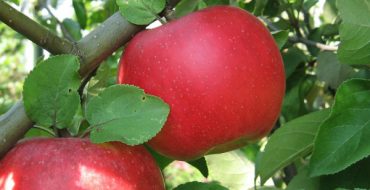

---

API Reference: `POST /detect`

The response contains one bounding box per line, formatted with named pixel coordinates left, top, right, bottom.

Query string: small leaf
left=174, top=182, right=228, bottom=190
left=206, top=150, right=253, bottom=190
left=23, top=55, right=81, bottom=130
left=86, top=85, right=170, bottom=145
left=72, top=0, right=87, bottom=29
left=309, top=79, right=370, bottom=176
left=62, top=18, right=82, bottom=41
left=257, top=109, right=330, bottom=184
left=271, top=30, right=289, bottom=49
left=187, top=157, right=208, bottom=177
left=173, top=0, right=201, bottom=18
left=316, top=51, right=354, bottom=88
left=337, top=0, right=370, bottom=65
left=116, top=0, right=166, bottom=25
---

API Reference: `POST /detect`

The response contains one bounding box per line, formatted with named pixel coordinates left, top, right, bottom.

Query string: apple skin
left=0, top=138, right=165, bottom=190
left=118, top=6, right=285, bottom=160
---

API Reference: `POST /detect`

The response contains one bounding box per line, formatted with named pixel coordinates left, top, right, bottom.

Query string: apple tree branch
left=0, top=0, right=180, bottom=158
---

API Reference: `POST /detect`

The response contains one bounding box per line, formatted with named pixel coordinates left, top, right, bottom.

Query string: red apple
left=0, top=138, right=165, bottom=190
left=118, top=6, right=285, bottom=160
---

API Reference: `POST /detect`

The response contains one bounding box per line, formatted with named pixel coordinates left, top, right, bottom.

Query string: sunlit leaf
left=310, top=79, right=370, bottom=176
left=23, top=55, right=81, bottom=132
left=86, top=85, right=169, bottom=145
left=257, top=110, right=330, bottom=184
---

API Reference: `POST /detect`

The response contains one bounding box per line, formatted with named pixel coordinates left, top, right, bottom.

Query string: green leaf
left=86, top=85, right=170, bottom=145
left=289, top=157, right=370, bottom=190
left=303, top=0, right=318, bottom=10
left=88, top=53, right=120, bottom=93
left=257, top=187, right=282, bottom=190
left=287, top=166, right=321, bottom=190
left=337, top=0, right=370, bottom=65
left=253, top=0, right=268, bottom=16
left=24, top=128, right=55, bottom=138
left=203, top=0, right=228, bottom=6
left=72, top=0, right=87, bottom=29
left=323, top=0, right=338, bottom=24
left=263, top=0, right=281, bottom=17
left=104, top=0, right=119, bottom=17
left=50, top=0, right=58, bottom=8
left=5, top=0, right=20, bottom=5
left=67, top=105, right=83, bottom=136
left=206, top=150, right=253, bottom=190
left=197, top=1, right=207, bottom=9
left=271, top=30, right=289, bottom=49
left=309, top=79, right=370, bottom=176
left=62, top=18, right=82, bottom=41
left=173, top=0, right=201, bottom=18
left=282, top=70, right=313, bottom=121
left=316, top=51, right=354, bottom=88
left=174, top=182, right=228, bottom=190
left=187, top=157, right=208, bottom=178
left=23, top=55, right=81, bottom=130
left=282, top=47, right=307, bottom=79
left=257, top=110, right=330, bottom=184
left=240, top=143, right=260, bottom=162
left=146, top=146, right=173, bottom=170
left=116, top=0, right=166, bottom=25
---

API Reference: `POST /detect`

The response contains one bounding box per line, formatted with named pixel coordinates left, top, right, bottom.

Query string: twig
left=286, top=5, right=303, bottom=38
left=43, top=5, right=74, bottom=41
left=289, top=36, right=338, bottom=51
left=260, top=16, right=338, bottom=51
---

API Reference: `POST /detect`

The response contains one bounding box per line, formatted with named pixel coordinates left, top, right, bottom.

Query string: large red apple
left=118, top=6, right=285, bottom=160
left=0, top=138, right=164, bottom=190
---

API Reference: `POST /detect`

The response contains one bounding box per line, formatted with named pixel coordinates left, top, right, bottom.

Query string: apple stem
left=33, top=125, right=56, bottom=137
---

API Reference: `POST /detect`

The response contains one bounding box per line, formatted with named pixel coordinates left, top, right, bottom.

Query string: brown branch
left=0, top=0, right=179, bottom=158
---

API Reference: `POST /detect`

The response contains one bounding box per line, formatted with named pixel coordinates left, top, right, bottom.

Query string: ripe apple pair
left=0, top=5, right=284, bottom=190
